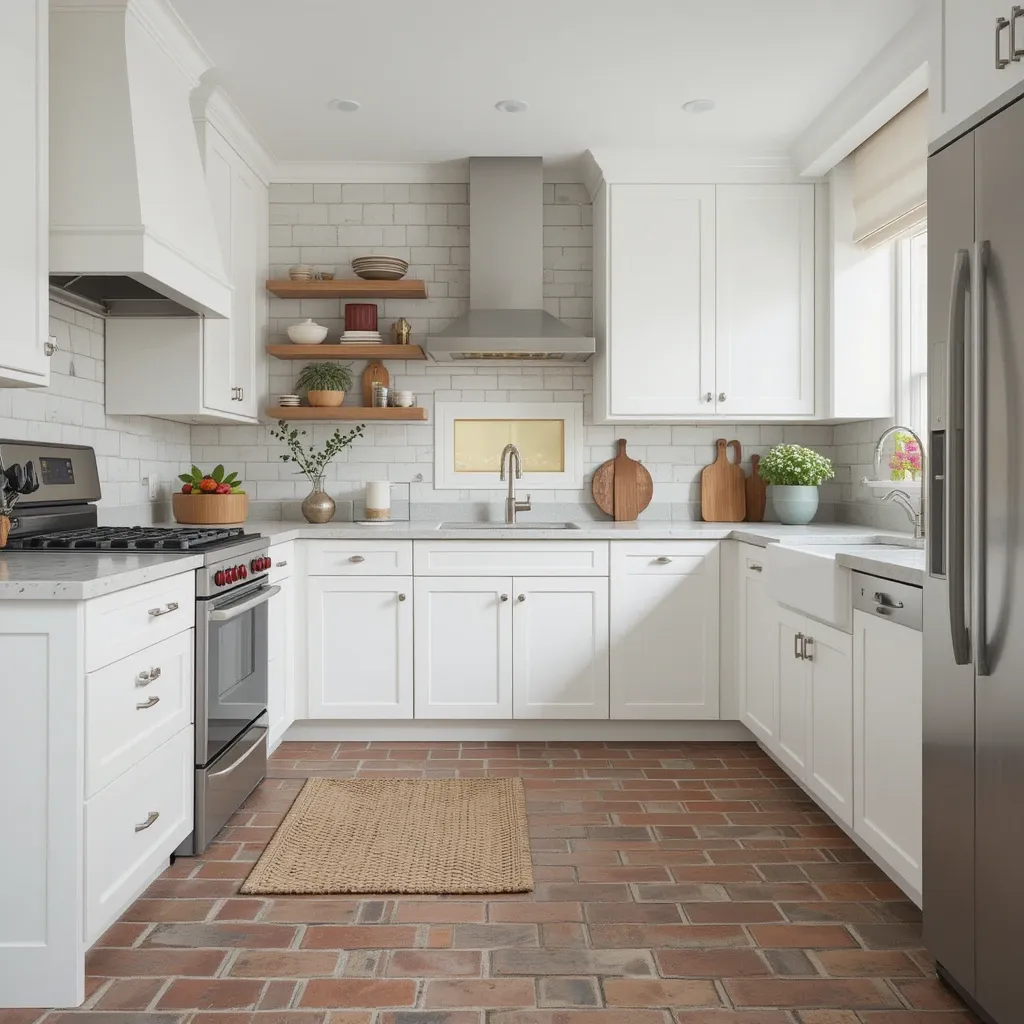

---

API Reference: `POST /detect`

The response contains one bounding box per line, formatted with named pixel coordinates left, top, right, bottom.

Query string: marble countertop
left=0, top=520, right=923, bottom=599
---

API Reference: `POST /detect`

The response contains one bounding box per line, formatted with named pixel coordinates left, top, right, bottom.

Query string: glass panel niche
left=453, top=419, right=565, bottom=473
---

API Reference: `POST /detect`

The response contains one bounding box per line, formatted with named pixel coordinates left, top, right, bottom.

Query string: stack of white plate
left=340, top=330, right=383, bottom=344
left=278, top=394, right=300, bottom=407
left=351, top=255, right=409, bottom=281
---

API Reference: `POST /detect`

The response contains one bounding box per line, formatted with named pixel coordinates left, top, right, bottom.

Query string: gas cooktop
left=5, top=525, right=250, bottom=551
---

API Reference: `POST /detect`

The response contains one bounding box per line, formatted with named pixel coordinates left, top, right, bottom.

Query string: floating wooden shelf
left=266, top=279, right=427, bottom=299
left=265, top=405, right=428, bottom=421
left=267, top=344, right=427, bottom=361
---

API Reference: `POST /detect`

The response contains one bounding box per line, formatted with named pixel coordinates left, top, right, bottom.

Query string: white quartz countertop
left=0, top=551, right=203, bottom=600
left=0, top=520, right=923, bottom=599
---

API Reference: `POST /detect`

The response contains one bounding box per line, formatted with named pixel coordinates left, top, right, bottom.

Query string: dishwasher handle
left=852, top=572, right=923, bottom=631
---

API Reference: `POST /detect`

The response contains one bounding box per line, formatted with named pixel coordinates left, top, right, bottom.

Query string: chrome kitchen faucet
left=499, top=444, right=532, bottom=525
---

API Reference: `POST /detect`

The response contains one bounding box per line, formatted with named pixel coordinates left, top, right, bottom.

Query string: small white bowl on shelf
left=287, top=319, right=328, bottom=344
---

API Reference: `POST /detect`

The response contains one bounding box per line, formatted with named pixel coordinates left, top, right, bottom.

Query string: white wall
left=0, top=300, right=191, bottom=524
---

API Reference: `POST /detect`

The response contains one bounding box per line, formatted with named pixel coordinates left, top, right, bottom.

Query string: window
left=896, top=227, right=927, bottom=441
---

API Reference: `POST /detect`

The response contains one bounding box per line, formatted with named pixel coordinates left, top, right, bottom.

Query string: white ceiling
left=172, top=0, right=923, bottom=165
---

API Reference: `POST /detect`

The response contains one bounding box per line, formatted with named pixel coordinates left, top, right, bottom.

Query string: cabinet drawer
left=268, top=541, right=295, bottom=582
left=611, top=540, right=720, bottom=576
left=414, top=540, right=609, bottom=577
left=85, top=630, right=194, bottom=798
left=85, top=572, right=195, bottom=672
left=84, top=728, right=193, bottom=945
left=306, top=539, right=412, bottom=576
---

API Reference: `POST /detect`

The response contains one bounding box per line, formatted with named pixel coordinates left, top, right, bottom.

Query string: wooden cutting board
left=701, top=438, right=746, bottom=522
left=362, top=360, right=389, bottom=406
left=745, top=452, right=768, bottom=522
left=592, top=439, right=654, bottom=521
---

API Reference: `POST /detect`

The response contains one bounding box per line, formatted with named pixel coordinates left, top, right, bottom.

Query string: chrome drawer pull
left=136, top=667, right=162, bottom=686
left=275, top=560, right=288, bottom=567
left=349, top=555, right=365, bottom=563
left=873, top=591, right=905, bottom=610
left=803, top=636, right=814, bottom=661
left=655, top=556, right=672, bottom=564
left=997, top=15, right=1012, bottom=68
left=794, top=632, right=804, bottom=659
left=148, top=601, right=179, bottom=617
left=750, top=563, right=763, bottom=572
left=136, top=695, right=161, bottom=710
left=134, top=811, right=159, bottom=832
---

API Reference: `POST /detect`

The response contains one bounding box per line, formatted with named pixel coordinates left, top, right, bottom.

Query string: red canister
left=345, top=303, right=378, bottom=332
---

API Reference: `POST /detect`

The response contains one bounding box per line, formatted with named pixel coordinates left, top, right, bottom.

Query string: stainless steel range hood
left=428, top=158, right=595, bottom=362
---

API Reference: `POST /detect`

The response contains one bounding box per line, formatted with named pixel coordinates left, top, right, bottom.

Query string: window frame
left=894, top=224, right=928, bottom=442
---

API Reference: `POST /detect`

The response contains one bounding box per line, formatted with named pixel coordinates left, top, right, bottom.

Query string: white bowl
left=287, top=319, right=328, bottom=344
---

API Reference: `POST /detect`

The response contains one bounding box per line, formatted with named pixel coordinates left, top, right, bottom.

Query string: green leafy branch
left=269, top=419, right=366, bottom=483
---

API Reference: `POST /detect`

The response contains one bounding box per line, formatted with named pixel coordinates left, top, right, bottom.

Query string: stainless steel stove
left=1, top=439, right=272, bottom=855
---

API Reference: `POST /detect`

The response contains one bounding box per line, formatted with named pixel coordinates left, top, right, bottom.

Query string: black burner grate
left=6, top=526, right=247, bottom=551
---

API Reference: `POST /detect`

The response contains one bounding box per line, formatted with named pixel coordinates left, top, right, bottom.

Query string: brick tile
left=85, top=948, right=228, bottom=977
left=490, top=902, right=583, bottom=923
left=92, top=978, right=166, bottom=1010
left=43, top=1015, right=182, bottom=1024
left=724, top=978, right=900, bottom=1008
left=856, top=1014, right=977, bottom=1024
left=491, top=949, right=653, bottom=976
left=795, top=1014, right=860, bottom=1024
left=422, top=979, right=536, bottom=1008
left=118, top=898, right=219, bottom=923
left=782, top=903, right=880, bottom=924
left=591, top=924, right=748, bottom=949
left=634, top=884, right=729, bottom=902
left=748, top=925, right=856, bottom=949
left=301, top=926, right=419, bottom=949
left=451, top=923, right=538, bottom=948
left=385, top=950, right=482, bottom=976
left=683, top=903, right=784, bottom=924
left=537, top=977, right=601, bottom=1007
left=892, top=978, right=968, bottom=1010
left=723, top=884, right=822, bottom=902
left=583, top=903, right=683, bottom=924
left=259, top=980, right=300, bottom=1009
left=142, top=923, right=298, bottom=948
left=668, top=866, right=762, bottom=883
left=534, top=884, right=632, bottom=902
left=228, top=951, right=341, bottom=977
left=540, top=923, right=588, bottom=948
left=490, top=1013, right=667, bottom=1024
left=604, top=979, right=720, bottom=1007
left=216, top=900, right=266, bottom=921
left=263, top=900, right=361, bottom=924
left=762, top=950, right=817, bottom=976
left=655, top=949, right=769, bottom=977
left=95, top=922, right=149, bottom=947
left=395, top=902, right=485, bottom=923
left=814, top=950, right=923, bottom=977
left=427, top=925, right=454, bottom=948
left=157, top=979, right=264, bottom=1010
left=674, top=1013, right=791, bottom=1023
left=577, top=866, right=672, bottom=882
left=849, top=923, right=924, bottom=948
left=299, top=979, right=417, bottom=1008
left=377, top=1014, right=483, bottom=1024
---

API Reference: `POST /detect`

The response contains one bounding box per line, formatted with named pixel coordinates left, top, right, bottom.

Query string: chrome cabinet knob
left=500, top=594, right=509, bottom=602
left=398, top=593, right=407, bottom=601
left=703, top=391, right=713, bottom=403
left=718, top=392, right=726, bottom=402
left=517, top=594, right=526, bottom=603
left=44, top=338, right=58, bottom=357
left=349, top=555, right=365, bottom=563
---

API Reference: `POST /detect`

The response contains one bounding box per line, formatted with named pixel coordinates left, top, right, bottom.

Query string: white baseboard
left=282, top=720, right=755, bottom=743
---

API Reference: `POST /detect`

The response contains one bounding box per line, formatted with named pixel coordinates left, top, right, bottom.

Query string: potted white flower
left=759, top=444, right=835, bottom=525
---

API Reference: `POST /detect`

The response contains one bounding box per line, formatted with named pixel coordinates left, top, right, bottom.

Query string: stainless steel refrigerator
left=925, top=91, right=1024, bottom=1024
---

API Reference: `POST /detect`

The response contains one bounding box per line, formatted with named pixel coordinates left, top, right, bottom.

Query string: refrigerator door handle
left=972, top=240, right=990, bottom=676
left=947, top=247, right=972, bottom=666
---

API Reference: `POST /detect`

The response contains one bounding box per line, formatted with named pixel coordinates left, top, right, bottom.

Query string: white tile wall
left=0, top=300, right=192, bottom=524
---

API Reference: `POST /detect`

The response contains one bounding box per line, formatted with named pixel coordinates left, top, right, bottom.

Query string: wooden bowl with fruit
left=172, top=466, right=249, bottom=525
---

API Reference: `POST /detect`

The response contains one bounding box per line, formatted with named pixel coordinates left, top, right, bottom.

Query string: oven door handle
left=208, top=584, right=280, bottom=622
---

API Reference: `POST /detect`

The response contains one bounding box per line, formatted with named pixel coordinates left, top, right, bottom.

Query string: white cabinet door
left=414, top=578, right=513, bottom=719
left=853, top=610, right=923, bottom=892
left=932, top=0, right=1024, bottom=143
left=775, top=605, right=810, bottom=780
left=609, top=542, right=719, bottom=719
left=603, top=184, right=715, bottom=418
left=307, top=576, right=413, bottom=719
left=267, top=576, right=294, bottom=748
left=201, top=133, right=234, bottom=415
left=512, top=577, right=609, bottom=719
left=0, top=0, right=49, bottom=386
left=715, top=184, right=815, bottom=416
left=738, top=553, right=778, bottom=747
left=805, top=621, right=854, bottom=826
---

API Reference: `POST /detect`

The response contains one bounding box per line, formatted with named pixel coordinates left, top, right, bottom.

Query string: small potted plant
left=269, top=419, right=365, bottom=523
left=759, top=444, right=835, bottom=525
left=173, top=465, right=248, bottom=524
left=295, top=362, right=353, bottom=407
left=889, top=431, right=923, bottom=482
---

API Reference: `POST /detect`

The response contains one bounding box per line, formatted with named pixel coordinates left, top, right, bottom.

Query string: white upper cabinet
left=0, top=0, right=50, bottom=387
left=595, top=184, right=716, bottom=419
left=610, top=542, right=720, bottom=719
left=594, top=181, right=816, bottom=422
left=715, top=185, right=815, bottom=416
left=931, top=0, right=1024, bottom=143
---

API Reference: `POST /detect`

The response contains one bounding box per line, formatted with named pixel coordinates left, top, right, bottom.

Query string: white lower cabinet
left=737, top=548, right=777, bottom=745
left=512, top=577, right=609, bottom=720
left=610, top=542, right=720, bottom=718
left=853, top=609, right=923, bottom=892
left=307, top=576, right=414, bottom=718
left=414, top=578, right=512, bottom=719
left=267, top=574, right=294, bottom=748
left=775, top=605, right=811, bottom=780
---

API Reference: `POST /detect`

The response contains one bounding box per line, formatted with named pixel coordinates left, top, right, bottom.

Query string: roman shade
left=852, top=93, right=927, bottom=249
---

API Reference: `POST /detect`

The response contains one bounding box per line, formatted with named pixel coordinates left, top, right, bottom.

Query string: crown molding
left=791, top=12, right=929, bottom=178
left=129, top=0, right=211, bottom=87
left=193, top=85, right=275, bottom=185
left=270, top=155, right=586, bottom=185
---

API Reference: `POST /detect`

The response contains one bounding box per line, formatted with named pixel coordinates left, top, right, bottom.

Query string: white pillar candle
left=365, top=480, right=391, bottom=521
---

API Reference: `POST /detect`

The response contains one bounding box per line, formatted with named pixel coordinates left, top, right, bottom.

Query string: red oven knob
left=262, top=556, right=270, bottom=570
left=214, top=570, right=225, bottom=586
left=228, top=567, right=237, bottom=582
left=239, top=565, right=247, bottom=579
left=251, top=558, right=261, bottom=573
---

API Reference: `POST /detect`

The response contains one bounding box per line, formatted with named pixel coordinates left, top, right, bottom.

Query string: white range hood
left=49, top=1, right=231, bottom=317
left=428, top=158, right=595, bottom=362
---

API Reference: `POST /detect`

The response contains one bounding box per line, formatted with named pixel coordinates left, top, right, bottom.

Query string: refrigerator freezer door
left=923, top=130, right=976, bottom=996
left=973, top=96, right=1024, bottom=1024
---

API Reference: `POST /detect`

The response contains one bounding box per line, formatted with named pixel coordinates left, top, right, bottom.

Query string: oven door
left=196, top=580, right=278, bottom=767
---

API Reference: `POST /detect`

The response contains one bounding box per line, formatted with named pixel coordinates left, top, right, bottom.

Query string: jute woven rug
left=239, top=777, right=534, bottom=895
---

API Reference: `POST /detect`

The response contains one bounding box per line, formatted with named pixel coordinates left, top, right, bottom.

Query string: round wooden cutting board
left=592, top=439, right=654, bottom=521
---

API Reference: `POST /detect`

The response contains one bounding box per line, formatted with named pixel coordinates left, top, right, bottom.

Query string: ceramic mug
left=393, top=391, right=414, bottom=408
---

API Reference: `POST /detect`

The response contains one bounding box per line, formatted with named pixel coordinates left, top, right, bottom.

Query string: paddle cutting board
left=745, top=452, right=768, bottom=522
left=701, top=438, right=746, bottom=522
left=592, top=439, right=654, bottom=521
left=362, top=360, right=389, bottom=406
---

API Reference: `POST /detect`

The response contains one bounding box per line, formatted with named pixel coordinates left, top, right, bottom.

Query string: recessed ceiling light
left=495, top=99, right=529, bottom=114
left=327, top=98, right=361, bottom=113
left=682, top=98, right=715, bottom=115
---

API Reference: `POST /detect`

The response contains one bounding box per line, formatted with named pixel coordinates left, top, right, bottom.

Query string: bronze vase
left=301, top=475, right=335, bottom=524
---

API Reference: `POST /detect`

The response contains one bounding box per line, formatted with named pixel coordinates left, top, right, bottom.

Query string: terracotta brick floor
left=4, top=741, right=977, bottom=1024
